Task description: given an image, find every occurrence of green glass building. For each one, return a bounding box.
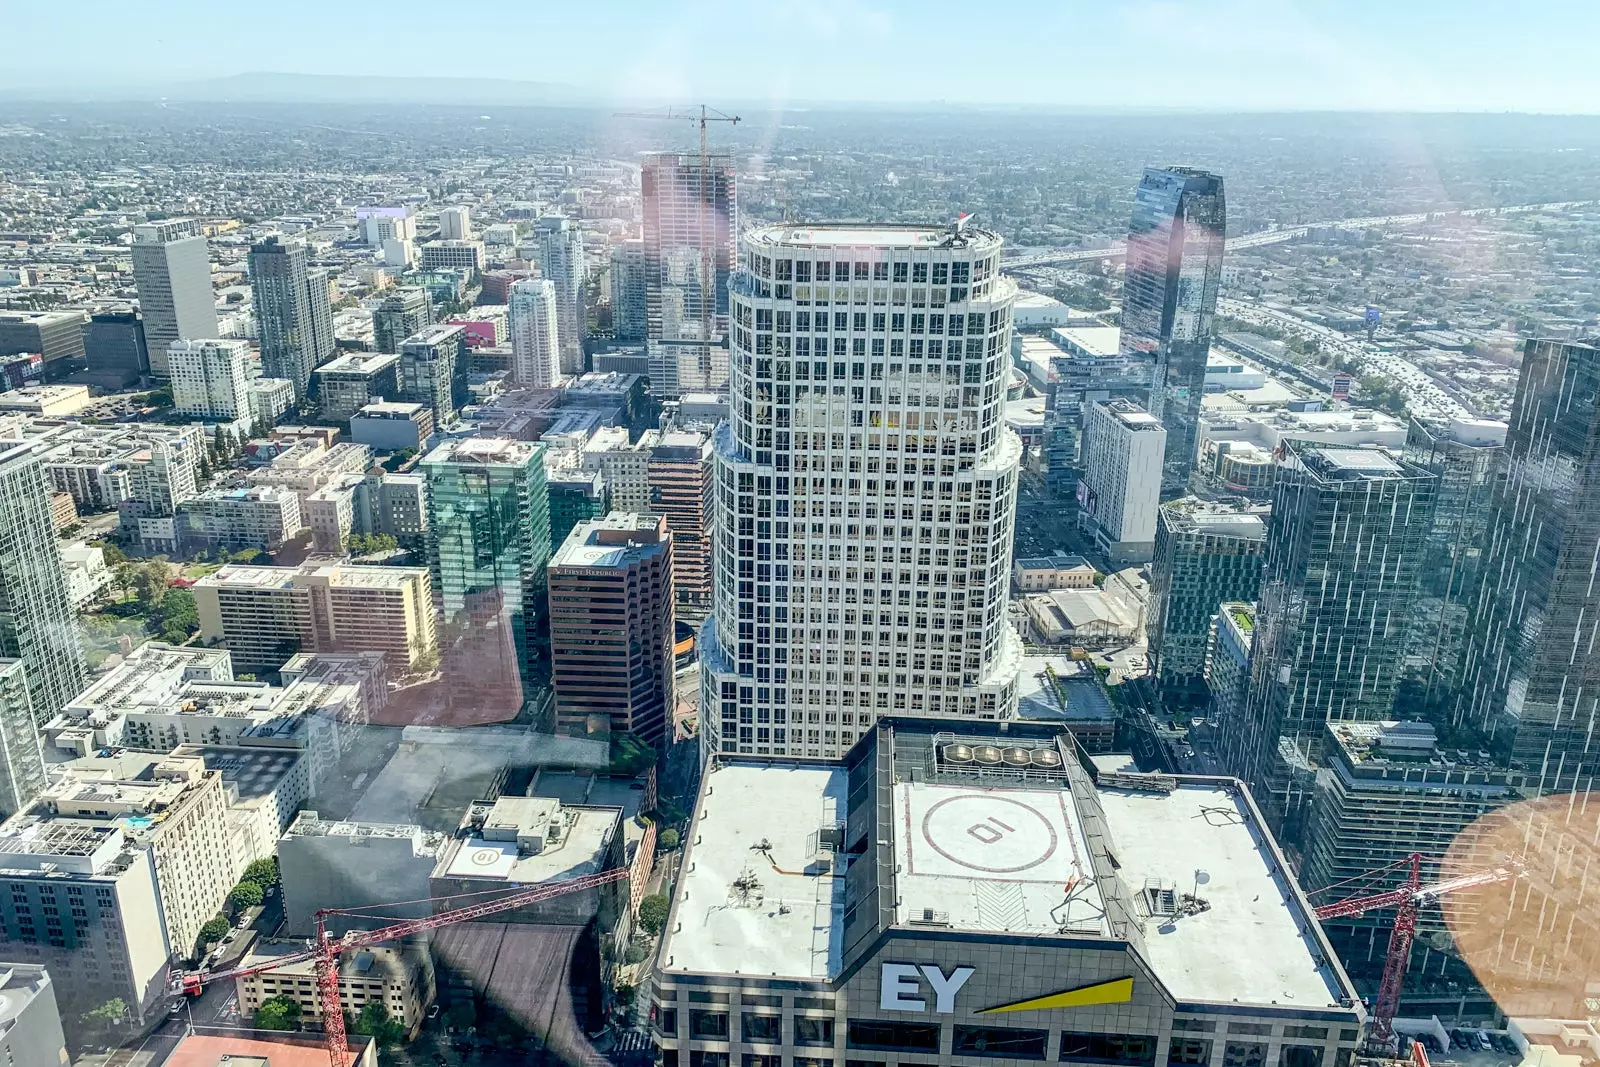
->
[423,437,553,706]
[547,467,609,553]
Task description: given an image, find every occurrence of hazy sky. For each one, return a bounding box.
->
[7,0,1598,112]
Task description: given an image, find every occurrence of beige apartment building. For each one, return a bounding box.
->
[194,562,437,674]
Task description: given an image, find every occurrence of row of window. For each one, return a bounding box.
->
[663,1014,1340,1067]
[739,309,1002,337]
[750,257,989,285]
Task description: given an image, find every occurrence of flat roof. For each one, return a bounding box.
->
[164,1034,364,1067]
[660,763,846,979]
[1095,781,1347,1007]
[744,223,1002,252]
[665,741,1351,1009]
[438,804,618,885]
[1051,325,1122,357]
[893,779,1105,934]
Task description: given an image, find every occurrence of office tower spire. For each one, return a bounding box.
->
[249,235,335,399]
[1120,167,1226,496]
[131,219,219,378]
[698,222,1025,761]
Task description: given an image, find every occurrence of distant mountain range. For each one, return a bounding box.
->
[3,71,602,107]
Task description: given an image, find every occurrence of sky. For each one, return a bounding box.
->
[6,0,1599,113]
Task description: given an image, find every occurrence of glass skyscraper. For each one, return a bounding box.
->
[1456,339,1600,793]
[0,439,86,775]
[1120,167,1226,495]
[422,437,553,708]
[698,222,1024,761]
[1225,443,1434,835]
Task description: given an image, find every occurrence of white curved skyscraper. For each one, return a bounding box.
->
[700,222,1024,760]
[508,278,561,388]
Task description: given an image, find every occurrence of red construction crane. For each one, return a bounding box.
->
[173,866,632,1067]
[1312,853,1520,1048]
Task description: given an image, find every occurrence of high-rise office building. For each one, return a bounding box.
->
[1147,497,1268,703]
[641,153,735,345]
[398,324,466,429]
[699,222,1025,761]
[609,239,647,342]
[0,661,41,818]
[1078,398,1165,563]
[535,217,587,375]
[1457,339,1600,792]
[548,513,675,746]
[1120,167,1226,495]
[422,438,553,704]
[249,235,335,398]
[168,338,252,420]
[82,310,150,385]
[0,440,86,730]
[547,467,609,551]
[371,286,434,354]
[439,205,473,241]
[1226,444,1434,833]
[1401,417,1506,704]
[645,429,714,619]
[508,278,561,388]
[131,219,219,377]
[0,311,86,374]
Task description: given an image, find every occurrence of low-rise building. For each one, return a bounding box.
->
[362,471,429,546]
[305,476,361,554]
[314,353,401,423]
[236,940,435,1038]
[247,440,373,505]
[194,561,436,674]
[0,384,90,417]
[1011,553,1097,592]
[1022,588,1140,646]
[278,812,448,937]
[429,795,626,929]
[418,239,485,274]
[582,425,650,511]
[173,485,303,553]
[350,401,434,451]
[60,542,112,609]
[164,1032,379,1067]
[1012,654,1115,751]
[655,718,1364,1067]
[247,377,297,429]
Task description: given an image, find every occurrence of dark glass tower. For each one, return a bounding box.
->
[1457,339,1600,792]
[1225,444,1435,834]
[249,236,334,399]
[1120,167,1226,496]
[1148,498,1267,704]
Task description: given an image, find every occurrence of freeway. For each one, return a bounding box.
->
[1000,199,1595,269]
[1216,296,1475,422]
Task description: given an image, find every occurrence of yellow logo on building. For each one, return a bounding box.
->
[976,977,1134,1014]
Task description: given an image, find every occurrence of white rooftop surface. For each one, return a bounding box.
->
[443,806,618,884]
[1095,782,1346,1007]
[661,763,846,980]
[1051,326,1122,357]
[747,225,998,250]
[893,782,1106,936]
[1201,378,1305,409]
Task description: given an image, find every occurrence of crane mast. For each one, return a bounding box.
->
[176,866,632,1067]
[1312,853,1520,1049]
